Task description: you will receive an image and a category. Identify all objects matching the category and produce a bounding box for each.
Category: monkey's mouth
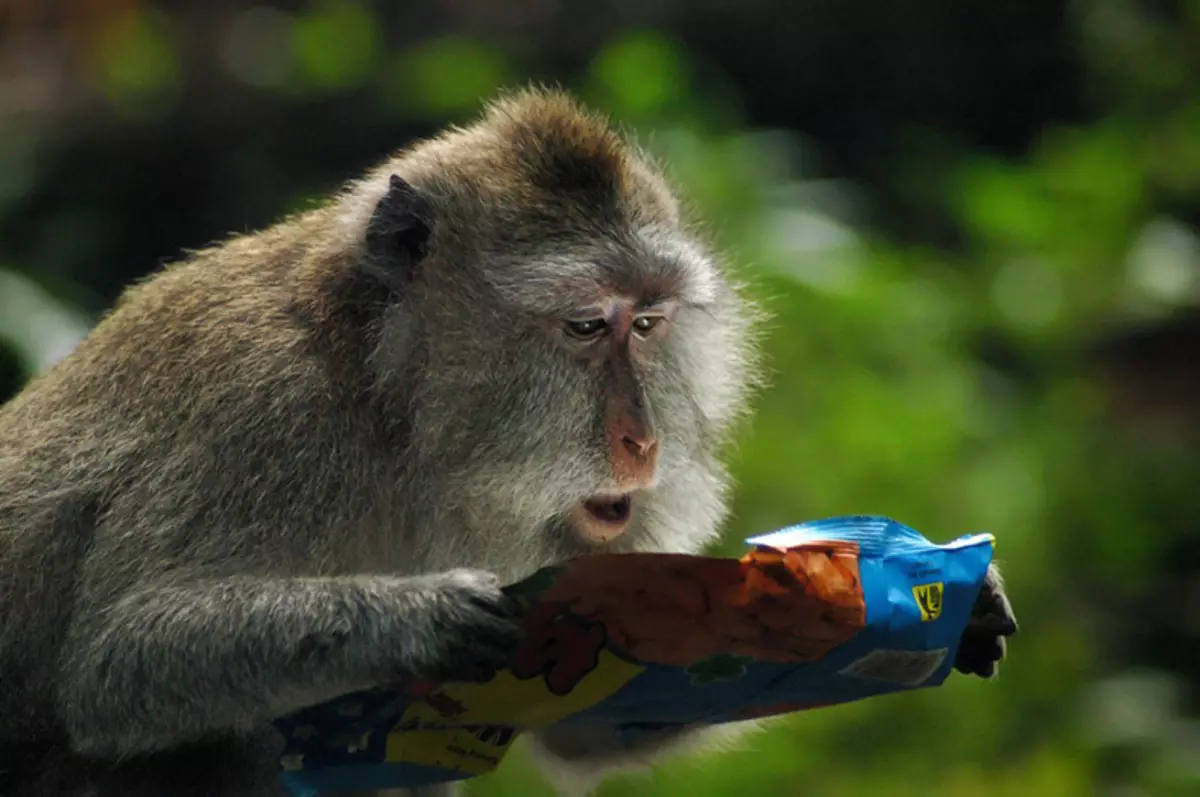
[569,494,634,544]
[582,494,632,526]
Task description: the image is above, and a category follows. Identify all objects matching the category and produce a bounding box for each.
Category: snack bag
[273,515,995,796]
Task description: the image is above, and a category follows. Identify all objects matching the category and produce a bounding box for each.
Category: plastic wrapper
[273,515,995,796]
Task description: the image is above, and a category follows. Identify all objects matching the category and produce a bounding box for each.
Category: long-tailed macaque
[0,88,1016,797]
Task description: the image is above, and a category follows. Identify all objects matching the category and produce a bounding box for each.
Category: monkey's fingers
[417,618,525,684]
[465,592,524,621]
[955,566,1017,680]
[437,661,503,684]
[971,563,1019,629]
[399,569,529,684]
[966,612,1018,636]
[953,628,1007,679]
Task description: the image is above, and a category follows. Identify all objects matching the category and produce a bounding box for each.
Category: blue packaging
[273,515,995,795]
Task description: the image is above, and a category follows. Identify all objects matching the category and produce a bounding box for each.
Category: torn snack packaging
[273,515,996,796]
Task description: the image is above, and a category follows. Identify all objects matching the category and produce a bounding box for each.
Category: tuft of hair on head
[479,87,630,198]
[365,85,682,233]
[495,86,681,226]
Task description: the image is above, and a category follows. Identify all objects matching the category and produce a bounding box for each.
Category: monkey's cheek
[567,505,631,545]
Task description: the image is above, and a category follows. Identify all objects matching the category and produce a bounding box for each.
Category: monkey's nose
[621,434,657,460]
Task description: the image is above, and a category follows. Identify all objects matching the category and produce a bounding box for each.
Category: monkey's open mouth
[582,494,632,525]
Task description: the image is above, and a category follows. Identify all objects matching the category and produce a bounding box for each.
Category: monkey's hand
[954,562,1017,678]
[56,569,523,759]
[390,568,526,683]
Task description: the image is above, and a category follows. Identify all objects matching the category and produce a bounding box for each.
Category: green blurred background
[2,1,1199,795]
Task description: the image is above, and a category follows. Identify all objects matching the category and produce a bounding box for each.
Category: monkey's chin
[569,495,633,544]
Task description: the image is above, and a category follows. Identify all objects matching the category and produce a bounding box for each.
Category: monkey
[0,87,1017,797]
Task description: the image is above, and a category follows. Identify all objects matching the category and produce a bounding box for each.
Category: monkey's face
[552,292,673,543]
[404,227,758,563]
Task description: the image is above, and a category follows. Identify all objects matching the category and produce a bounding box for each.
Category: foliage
[2,2,1199,795]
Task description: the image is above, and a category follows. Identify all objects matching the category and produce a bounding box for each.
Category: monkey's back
[0,227,395,743]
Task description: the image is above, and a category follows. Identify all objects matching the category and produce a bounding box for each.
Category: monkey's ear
[364,174,433,269]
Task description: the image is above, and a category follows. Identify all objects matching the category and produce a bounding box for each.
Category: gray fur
[0,89,762,796]
[0,88,1012,797]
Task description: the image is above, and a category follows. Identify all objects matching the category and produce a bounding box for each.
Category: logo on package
[912,582,943,622]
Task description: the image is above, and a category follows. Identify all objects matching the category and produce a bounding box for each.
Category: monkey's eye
[632,315,664,337]
[564,318,608,339]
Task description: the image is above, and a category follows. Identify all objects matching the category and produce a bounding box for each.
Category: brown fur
[0,88,762,797]
[0,87,1011,797]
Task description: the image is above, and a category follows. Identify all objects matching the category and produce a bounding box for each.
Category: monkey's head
[341,89,762,572]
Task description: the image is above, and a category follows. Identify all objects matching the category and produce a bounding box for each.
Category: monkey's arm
[55,571,520,760]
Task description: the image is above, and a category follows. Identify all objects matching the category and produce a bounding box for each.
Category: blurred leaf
[94,8,182,118]
[0,269,90,375]
[385,36,515,119]
[292,0,381,92]
[585,31,691,119]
